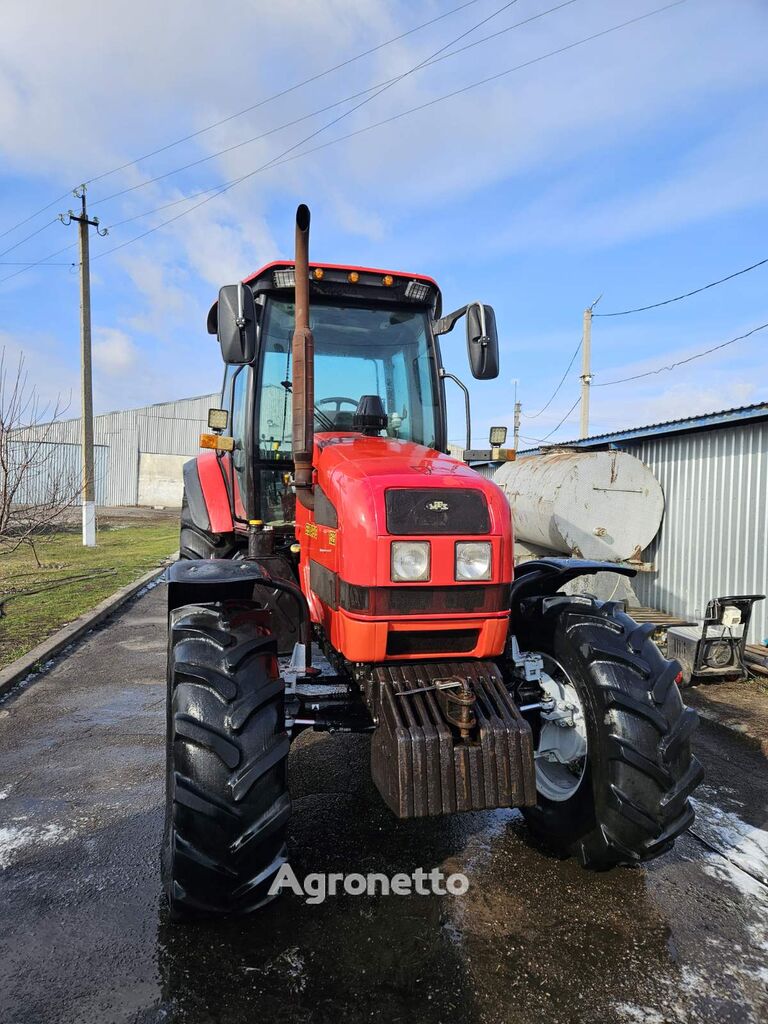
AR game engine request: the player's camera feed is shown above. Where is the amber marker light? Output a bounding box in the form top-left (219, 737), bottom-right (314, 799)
top-left (200, 433), bottom-right (234, 452)
top-left (312, 267), bottom-right (324, 280)
top-left (348, 271), bottom-right (360, 283)
top-left (382, 274), bottom-right (394, 287)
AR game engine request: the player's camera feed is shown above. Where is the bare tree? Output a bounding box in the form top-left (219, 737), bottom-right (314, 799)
top-left (0, 349), bottom-right (82, 564)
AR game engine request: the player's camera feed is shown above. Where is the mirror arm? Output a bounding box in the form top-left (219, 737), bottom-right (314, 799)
top-left (235, 283), bottom-right (246, 329)
top-left (432, 305), bottom-right (468, 337)
top-left (439, 368), bottom-right (471, 455)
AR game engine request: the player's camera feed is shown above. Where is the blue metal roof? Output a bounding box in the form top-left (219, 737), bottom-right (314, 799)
top-left (518, 402), bottom-right (768, 455)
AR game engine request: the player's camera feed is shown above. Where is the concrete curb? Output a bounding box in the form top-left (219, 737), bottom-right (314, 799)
top-left (0, 553), bottom-right (178, 698)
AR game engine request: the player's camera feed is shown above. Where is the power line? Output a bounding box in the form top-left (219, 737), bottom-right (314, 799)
top-left (595, 256), bottom-right (768, 316)
top-left (89, 1), bottom-right (687, 264)
top-left (88, 0), bottom-right (525, 261)
top-left (0, 242), bottom-right (78, 284)
top-left (523, 396), bottom-right (581, 443)
top-left (593, 321), bottom-right (768, 386)
top-left (0, 191), bottom-right (73, 242)
top-left (2, 0), bottom-right (688, 282)
top-left (89, 0), bottom-right (580, 210)
top-left (0, 218), bottom-right (59, 259)
top-left (0, 0), bottom-right (486, 241)
top-left (84, 0), bottom-right (488, 189)
top-left (523, 336), bottom-right (582, 418)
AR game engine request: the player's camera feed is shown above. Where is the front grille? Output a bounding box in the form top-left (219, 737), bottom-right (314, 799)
top-left (373, 584), bottom-right (508, 616)
top-left (385, 488), bottom-right (489, 535)
top-left (338, 583), bottom-right (509, 616)
top-left (386, 630), bottom-right (480, 657)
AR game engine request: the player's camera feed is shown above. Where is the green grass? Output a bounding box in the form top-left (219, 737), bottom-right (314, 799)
top-left (0, 524), bottom-right (177, 668)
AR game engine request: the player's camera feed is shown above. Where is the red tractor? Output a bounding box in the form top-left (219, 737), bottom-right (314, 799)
top-left (163, 205), bottom-right (703, 918)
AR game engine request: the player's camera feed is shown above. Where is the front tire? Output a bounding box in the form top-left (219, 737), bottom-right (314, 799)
top-left (163, 601), bottom-right (290, 918)
top-left (519, 595), bottom-right (704, 868)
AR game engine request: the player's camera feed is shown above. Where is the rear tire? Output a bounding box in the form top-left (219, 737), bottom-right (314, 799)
top-left (179, 491), bottom-right (237, 560)
top-left (163, 600), bottom-right (290, 918)
top-left (519, 596), bottom-right (704, 868)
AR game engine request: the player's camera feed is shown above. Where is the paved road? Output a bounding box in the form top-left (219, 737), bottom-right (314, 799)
top-left (1, 586), bottom-right (767, 1024)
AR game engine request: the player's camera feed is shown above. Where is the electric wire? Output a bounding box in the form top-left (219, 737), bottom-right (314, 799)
top-left (83, 0), bottom-right (488, 188)
top-left (0, 0), bottom-right (485, 240)
top-left (593, 321), bottom-right (768, 386)
top-left (88, 1), bottom-right (686, 264)
top-left (0, 242), bottom-right (79, 284)
top-left (523, 336), bottom-right (582, 418)
top-left (88, 0), bottom-right (526, 261)
top-left (1, 0), bottom-right (688, 280)
top-left (89, 0), bottom-right (580, 210)
top-left (0, 191), bottom-right (73, 242)
top-left (0, 218), bottom-right (59, 259)
top-left (523, 396), bottom-right (581, 443)
top-left (595, 256), bottom-right (768, 316)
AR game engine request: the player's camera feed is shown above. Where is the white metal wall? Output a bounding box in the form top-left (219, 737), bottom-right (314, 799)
top-left (621, 423), bottom-right (768, 643)
top-left (7, 441), bottom-right (109, 506)
top-left (12, 393), bottom-right (219, 508)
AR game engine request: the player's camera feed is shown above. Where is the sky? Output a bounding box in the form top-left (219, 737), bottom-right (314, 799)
top-left (1, 0), bottom-right (767, 449)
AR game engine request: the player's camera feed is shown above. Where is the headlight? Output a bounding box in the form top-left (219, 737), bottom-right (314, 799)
top-left (455, 541), bottom-right (491, 581)
top-left (391, 541), bottom-right (430, 582)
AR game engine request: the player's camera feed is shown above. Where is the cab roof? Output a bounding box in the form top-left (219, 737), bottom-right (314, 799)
top-left (207, 261), bottom-right (442, 334)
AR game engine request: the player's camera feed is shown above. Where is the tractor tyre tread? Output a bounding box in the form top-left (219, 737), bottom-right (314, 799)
top-left (163, 601), bottom-right (289, 919)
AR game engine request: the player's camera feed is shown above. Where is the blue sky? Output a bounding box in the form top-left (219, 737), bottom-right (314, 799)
top-left (1, 0), bottom-right (767, 448)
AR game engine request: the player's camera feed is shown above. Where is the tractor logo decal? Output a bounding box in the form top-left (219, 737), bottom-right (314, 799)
top-left (425, 500), bottom-right (449, 512)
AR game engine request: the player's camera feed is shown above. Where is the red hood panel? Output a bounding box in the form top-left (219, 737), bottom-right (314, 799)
top-left (312, 433), bottom-right (513, 586)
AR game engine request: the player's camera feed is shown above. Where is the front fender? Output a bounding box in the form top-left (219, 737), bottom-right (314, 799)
top-left (167, 558), bottom-right (268, 613)
top-left (183, 454), bottom-right (234, 535)
top-left (510, 557), bottom-right (636, 613)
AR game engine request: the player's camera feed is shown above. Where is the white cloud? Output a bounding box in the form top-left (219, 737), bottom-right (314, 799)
top-left (1, 0), bottom-right (767, 425)
top-left (92, 328), bottom-right (139, 375)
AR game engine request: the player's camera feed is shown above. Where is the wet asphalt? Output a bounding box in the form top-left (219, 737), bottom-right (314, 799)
top-left (0, 585), bottom-right (767, 1024)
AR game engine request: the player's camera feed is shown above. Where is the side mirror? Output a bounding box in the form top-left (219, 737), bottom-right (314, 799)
top-left (466, 302), bottom-right (499, 379)
top-left (217, 283), bottom-right (257, 364)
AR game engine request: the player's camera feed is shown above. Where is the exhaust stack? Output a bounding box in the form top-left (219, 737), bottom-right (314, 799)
top-left (292, 203), bottom-right (315, 508)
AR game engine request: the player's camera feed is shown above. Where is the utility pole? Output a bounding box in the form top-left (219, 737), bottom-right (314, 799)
top-left (579, 305), bottom-right (593, 439)
top-left (513, 399), bottom-right (521, 451)
top-left (59, 186), bottom-right (108, 547)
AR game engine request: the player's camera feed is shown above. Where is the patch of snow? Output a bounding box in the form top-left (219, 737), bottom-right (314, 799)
top-left (0, 821), bottom-right (71, 869)
top-left (613, 1003), bottom-right (667, 1024)
top-left (691, 797), bottom-right (768, 886)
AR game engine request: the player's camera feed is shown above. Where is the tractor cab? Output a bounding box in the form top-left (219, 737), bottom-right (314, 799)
top-left (207, 258), bottom-right (498, 531)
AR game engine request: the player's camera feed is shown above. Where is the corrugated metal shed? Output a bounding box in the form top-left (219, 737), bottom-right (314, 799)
top-left (518, 403), bottom-right (768, 454)
top-left (13, 393), bottom-right (218, 507)
top-left (7, 441), bottom-right (109, 505)
top-left (508, 405), bottom-right (768, 644)
top-left (624, 423), bottom-right (768, 643)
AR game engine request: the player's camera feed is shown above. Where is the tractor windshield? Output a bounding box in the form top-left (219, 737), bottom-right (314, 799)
top-left (257, 299), bottom-right (439, 458)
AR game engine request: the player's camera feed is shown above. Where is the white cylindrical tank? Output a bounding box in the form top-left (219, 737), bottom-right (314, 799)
top-left (495, 449), bottom-right (664, 562)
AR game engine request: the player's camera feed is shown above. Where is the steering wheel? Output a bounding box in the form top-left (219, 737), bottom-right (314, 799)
top-left (316, 397), bottom-right (359, 416)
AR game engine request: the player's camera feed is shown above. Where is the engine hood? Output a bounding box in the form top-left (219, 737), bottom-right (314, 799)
top-left (310, 433), bottom-right (513, 587)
